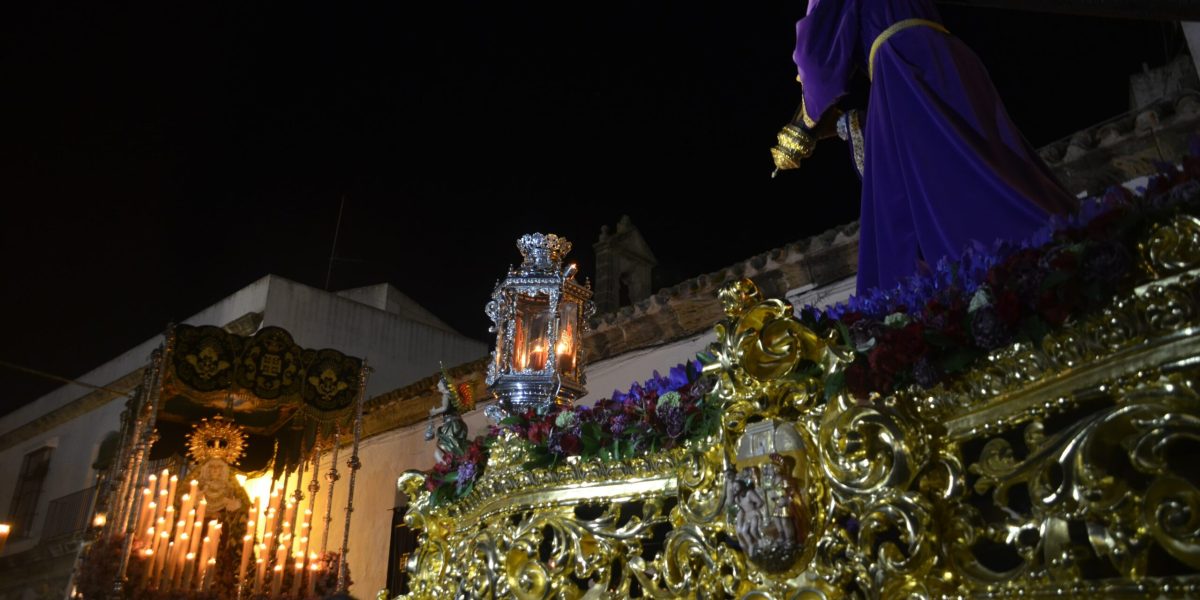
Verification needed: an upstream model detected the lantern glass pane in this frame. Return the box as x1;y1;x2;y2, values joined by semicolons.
513;293;551;372
556;300;579;379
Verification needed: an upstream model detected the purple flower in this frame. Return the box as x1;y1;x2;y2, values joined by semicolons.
610;413;630;435
456;462;477;493
665;364;690;391
547;431;564;455
912;356;939;388
663;407;685;438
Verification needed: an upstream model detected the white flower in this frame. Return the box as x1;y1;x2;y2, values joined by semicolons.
657;391;682;413
968;287;993;313
554;411;578;429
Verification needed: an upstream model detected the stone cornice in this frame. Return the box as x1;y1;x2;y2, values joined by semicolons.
0;369;141;453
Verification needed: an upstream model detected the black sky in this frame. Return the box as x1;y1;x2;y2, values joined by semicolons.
0;1;1183;415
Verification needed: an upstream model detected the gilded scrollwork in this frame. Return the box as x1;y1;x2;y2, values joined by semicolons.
398;225;1200;600
1140;214;1200;278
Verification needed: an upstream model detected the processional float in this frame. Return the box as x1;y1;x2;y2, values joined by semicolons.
80;323;369;600
397;205;1200;599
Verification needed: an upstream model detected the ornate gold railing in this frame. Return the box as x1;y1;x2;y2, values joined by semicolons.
395;215;1200;599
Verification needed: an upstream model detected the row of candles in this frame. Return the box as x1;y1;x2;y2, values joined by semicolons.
130;467;327;598
132;470;223;592
239;485;323;598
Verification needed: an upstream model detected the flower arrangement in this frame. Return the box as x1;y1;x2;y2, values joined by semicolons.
801;152;1200;400
500;360;717;468
422;361;717;507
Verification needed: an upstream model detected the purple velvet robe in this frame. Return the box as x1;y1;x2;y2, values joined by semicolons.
794;0;1076;292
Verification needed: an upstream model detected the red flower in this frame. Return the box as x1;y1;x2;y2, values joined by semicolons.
867;345;905;382
559;434;582;455
466;440;485;463
1037;292;1071;327
845;361;869;399
891;322;926;358
527;421;553;445
869;368;895;394
995;291;1021;327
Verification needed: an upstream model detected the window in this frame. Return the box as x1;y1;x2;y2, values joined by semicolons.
8;446;53;538
385;505;419;596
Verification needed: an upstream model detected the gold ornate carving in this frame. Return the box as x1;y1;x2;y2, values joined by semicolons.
396;219;1200;599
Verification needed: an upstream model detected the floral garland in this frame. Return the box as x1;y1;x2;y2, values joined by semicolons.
501;361;717;468
800;152;1200;400
423;361;717;507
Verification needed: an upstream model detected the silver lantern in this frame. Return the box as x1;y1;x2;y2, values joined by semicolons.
485;233;594;416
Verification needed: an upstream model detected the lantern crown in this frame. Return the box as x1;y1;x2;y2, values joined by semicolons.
516;233;572;274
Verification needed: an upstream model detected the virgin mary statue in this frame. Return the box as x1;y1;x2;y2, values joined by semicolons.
774;0;1077;292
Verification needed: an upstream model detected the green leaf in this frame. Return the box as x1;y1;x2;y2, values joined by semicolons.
836;321;853;348
939;350;978;374
522;447;555;470
1040;271;1073;290
499;416;524;426
581;434;599;456
924;330;957;349
823;371;846;402
430;485;453;507
582;422;601;440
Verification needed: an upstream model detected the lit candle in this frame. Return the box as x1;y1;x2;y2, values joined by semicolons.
135;488;153;534
237;533;253;589
157;540;173;589
151;529;169;585
270;564;283;599
171;532;188;588
155;489;169;524
282;501;296;540
210;522;223;572
254;554;266;594
307;561;320;596
179;494;194;534
291;560;304;596
163;506;176;541
300;509;312;551
203;557;217;591
140;548;155;587
143;525;155;554
167;475;179;508
181;553;196;591
197;534;212;584
248;496;261;539
265;487;281;538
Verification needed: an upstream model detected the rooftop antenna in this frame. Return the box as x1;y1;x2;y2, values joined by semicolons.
325;195;346;290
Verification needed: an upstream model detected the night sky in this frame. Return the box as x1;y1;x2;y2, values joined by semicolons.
0;1;1182;415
